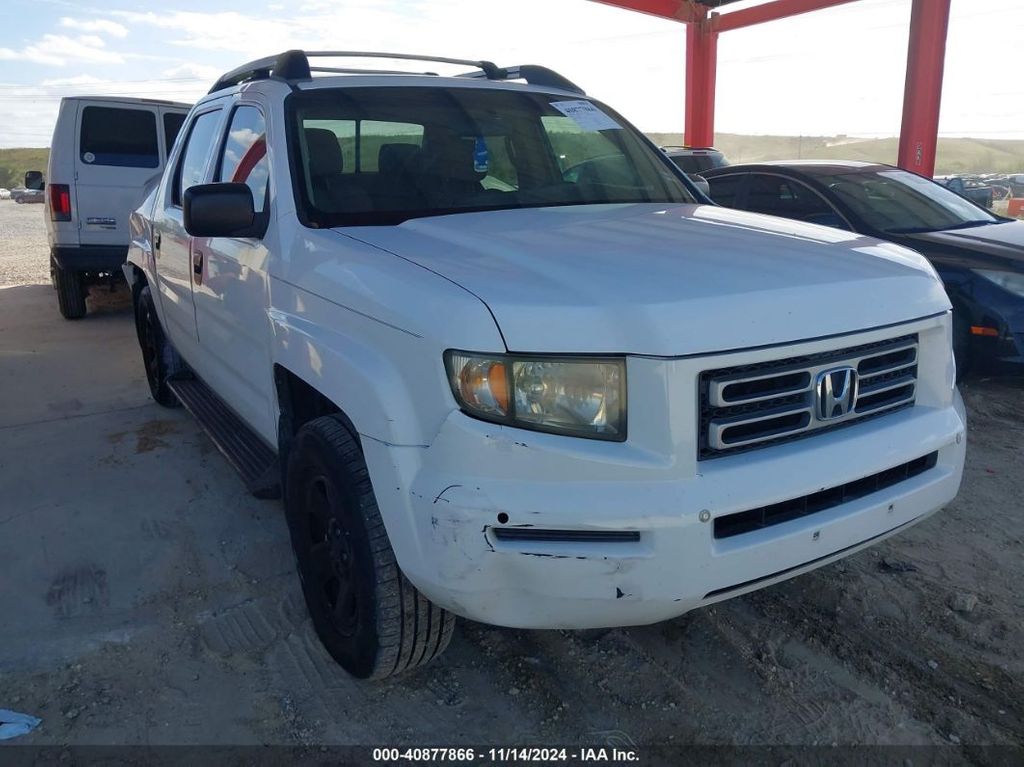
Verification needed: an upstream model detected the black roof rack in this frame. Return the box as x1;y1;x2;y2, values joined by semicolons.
457;64;584;95
207;50;585;95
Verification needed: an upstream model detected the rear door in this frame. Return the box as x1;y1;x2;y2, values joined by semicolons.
74;102;164;246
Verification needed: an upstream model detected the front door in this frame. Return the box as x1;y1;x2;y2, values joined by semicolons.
192;104;277;442
152;107;223;359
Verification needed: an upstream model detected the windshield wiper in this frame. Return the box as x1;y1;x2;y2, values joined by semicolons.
887;220;992;234
939;220;995;231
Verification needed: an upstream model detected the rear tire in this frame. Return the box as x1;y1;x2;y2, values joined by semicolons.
134;285;183;407
54;265;87;319
285;415;455;679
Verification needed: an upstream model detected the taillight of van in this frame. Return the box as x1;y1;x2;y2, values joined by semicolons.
49;184;71;222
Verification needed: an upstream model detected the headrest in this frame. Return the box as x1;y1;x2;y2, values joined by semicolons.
304;128;343;176
378;143;419;176
424;136;486;182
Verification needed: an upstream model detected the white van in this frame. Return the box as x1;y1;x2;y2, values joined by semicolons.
39;96;191;318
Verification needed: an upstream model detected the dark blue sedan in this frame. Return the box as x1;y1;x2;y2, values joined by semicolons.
702;161;1024;376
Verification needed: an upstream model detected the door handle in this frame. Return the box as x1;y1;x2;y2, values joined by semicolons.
192;250;204;285
153;231;161;250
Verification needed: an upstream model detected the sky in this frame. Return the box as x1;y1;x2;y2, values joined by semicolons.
0;0;1021;148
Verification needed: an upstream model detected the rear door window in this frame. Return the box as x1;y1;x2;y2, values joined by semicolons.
173;110;222;206
744;174;837;223
706;174;746;207
80;106;159;168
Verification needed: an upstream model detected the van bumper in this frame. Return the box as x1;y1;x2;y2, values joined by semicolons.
51;245;128;273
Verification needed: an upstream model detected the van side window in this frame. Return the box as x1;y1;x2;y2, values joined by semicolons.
164;113;187;155
173;110;222;206
80;106;158;168
217;106;269;214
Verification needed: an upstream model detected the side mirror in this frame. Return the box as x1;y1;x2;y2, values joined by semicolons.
25;171;45;191
690;174;711;199
183;183;260;238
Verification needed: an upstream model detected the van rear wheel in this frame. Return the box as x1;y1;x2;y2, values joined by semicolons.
54;265;87;319
285;416;455;679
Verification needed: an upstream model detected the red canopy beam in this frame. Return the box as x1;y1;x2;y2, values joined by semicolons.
897;0;951;176
590;0;705;23
712;0;859;33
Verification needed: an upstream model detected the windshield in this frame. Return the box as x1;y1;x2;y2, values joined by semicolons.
818;169;999;234
288;87;693;226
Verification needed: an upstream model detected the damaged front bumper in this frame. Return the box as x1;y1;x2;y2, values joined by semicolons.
361;396;965;630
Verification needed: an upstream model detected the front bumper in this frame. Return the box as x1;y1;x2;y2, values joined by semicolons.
364;316;966;629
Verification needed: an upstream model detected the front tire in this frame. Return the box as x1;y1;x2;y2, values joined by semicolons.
54;265;87;319
134;285;183;407
285;416;454;679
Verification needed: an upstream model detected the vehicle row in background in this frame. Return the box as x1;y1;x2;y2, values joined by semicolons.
935;175;994;209
702;161;1024;376
10;186;44;204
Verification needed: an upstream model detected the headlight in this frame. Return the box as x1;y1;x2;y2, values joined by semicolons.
973;269;1024;298
445;351;626;441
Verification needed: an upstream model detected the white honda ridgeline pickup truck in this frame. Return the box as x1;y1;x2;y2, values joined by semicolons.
125;50;966;679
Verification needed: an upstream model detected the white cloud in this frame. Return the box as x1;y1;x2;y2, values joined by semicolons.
59;17;129;38
162;62;221;83
0;33;123;67
40;74;105;87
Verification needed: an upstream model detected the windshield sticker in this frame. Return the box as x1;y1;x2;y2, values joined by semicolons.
551;100;621;132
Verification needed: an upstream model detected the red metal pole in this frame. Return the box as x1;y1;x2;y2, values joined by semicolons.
897;0;951;177
684;17;718;147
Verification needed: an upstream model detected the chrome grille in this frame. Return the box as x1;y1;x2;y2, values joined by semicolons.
699;335;918;459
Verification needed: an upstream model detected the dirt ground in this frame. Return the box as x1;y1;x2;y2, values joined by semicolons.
0;200;1021;749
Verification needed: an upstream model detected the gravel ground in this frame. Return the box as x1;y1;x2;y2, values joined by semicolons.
0;203;1021;752
0;200;50;286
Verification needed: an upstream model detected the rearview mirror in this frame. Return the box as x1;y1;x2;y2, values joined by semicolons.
25;170;44;191
183;183;261;238
690;174;711;199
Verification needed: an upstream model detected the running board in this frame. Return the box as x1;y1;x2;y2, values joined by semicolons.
168;377;281;499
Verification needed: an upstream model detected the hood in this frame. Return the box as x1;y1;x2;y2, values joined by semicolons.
900;220;1024;271
341;204;950;356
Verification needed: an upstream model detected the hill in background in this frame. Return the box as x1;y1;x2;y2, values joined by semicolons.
4;134;1024;187
0;148;49;189
649;133;1024;175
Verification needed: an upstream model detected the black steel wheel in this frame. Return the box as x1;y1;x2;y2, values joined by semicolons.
134;285;182;407
285;415;454;679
